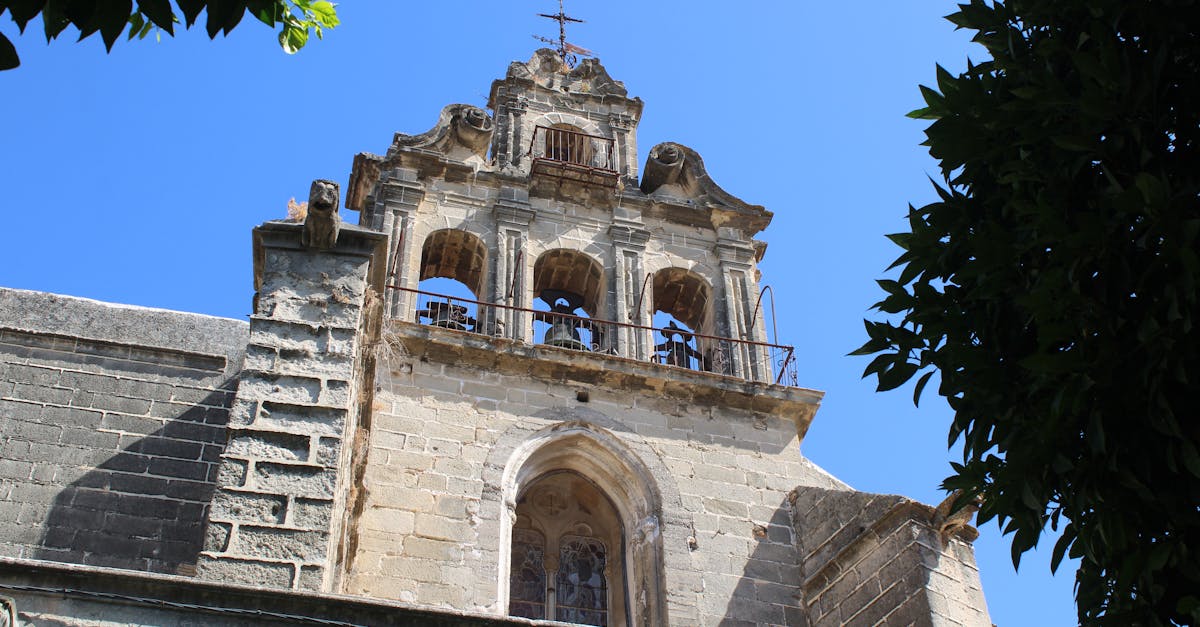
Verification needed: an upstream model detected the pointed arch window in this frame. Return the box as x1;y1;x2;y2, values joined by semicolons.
508;471;622;626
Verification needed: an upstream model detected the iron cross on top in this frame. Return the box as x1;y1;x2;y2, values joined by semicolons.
535;0;593;67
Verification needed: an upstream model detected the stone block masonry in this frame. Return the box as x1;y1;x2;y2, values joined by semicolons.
343;323;836;625
790;486;992;626
197;221;386;592
0;287;247;574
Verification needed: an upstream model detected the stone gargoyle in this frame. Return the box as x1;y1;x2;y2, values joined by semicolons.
302;179;341;250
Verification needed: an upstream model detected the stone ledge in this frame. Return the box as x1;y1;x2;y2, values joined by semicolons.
0;557;571;626
0;328;228;374
386;320;823;431
0;287;247;375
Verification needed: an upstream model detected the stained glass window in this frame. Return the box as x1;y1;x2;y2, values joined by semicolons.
555;536;608;626
509;528;547;620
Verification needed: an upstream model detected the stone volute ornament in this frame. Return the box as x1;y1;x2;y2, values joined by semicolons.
388;103;495;163
301;179;341;250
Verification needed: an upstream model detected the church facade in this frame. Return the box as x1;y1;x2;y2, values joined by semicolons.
0;51;991;626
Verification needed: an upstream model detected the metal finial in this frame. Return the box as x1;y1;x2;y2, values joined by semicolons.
534;0;592;68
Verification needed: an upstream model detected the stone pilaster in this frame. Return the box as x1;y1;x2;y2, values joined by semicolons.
197;221;386;592
609;113;639;187
609;208;651;360
715;227;769;382
492;186;535;342
376;168;424;319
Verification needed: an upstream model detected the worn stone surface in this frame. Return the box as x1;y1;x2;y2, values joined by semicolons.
198;222;385;592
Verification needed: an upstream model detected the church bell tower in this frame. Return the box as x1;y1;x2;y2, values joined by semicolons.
278;49;991;626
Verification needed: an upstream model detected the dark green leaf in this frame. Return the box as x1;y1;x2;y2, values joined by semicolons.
175;0;203;26
0;31;18;69
7;0;44;32
135;0;174;33
245;0;277;25
855;2;1200;622
912;370;933;406
205;0;235;37
97;0;132;50
42;0;70;39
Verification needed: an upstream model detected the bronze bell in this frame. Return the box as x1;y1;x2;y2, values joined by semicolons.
428;302;468;330
544;318;586;349
539;289;589;351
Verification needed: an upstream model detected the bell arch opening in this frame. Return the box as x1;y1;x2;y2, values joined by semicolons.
532;249;606;351
500;423;667;627
651;268;713;371
416;229;488;332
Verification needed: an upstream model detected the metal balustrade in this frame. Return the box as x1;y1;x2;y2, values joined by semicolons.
395;287;798;387
527;126;616;172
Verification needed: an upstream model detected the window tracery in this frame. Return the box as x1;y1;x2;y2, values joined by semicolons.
556;536;609;625
508;471;623;626
509;529;547;620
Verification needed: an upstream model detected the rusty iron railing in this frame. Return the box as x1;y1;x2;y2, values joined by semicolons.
393;286;799;387
527;126;616;173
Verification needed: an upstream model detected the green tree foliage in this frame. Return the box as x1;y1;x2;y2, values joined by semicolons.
853;0;1200;624
0;0;339;70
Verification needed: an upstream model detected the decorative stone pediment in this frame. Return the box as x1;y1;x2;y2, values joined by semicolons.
505;48;628;97
387;103;495;166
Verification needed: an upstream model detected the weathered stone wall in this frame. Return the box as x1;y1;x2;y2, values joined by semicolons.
791;486;992;626
342;323;839;626
0;287;246;574
197;221;386;593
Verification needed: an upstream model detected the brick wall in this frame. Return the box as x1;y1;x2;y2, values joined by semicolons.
0;288;246;574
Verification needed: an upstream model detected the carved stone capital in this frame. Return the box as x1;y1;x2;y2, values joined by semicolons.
609;113;636;131
609;223;650;249
502;96;529;114
380;180;424;211
716;241;756;266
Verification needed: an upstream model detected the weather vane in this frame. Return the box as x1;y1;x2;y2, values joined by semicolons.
534;0;593;68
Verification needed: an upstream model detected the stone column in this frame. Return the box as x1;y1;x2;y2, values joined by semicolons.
609;210;651;361
492;186;535;343
505;97;529;170
491;88;514;170
609;113;638;188
376;168;424;320
715;227;768;382
197;221;386;592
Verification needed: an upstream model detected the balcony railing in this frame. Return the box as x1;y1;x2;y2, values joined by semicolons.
527;126;616;175
394;287;798;387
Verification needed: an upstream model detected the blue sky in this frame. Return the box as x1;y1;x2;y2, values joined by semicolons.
0;2;1077;624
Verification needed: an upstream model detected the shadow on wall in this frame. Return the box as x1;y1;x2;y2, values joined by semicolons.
31;385;234;575
719;495;806;627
